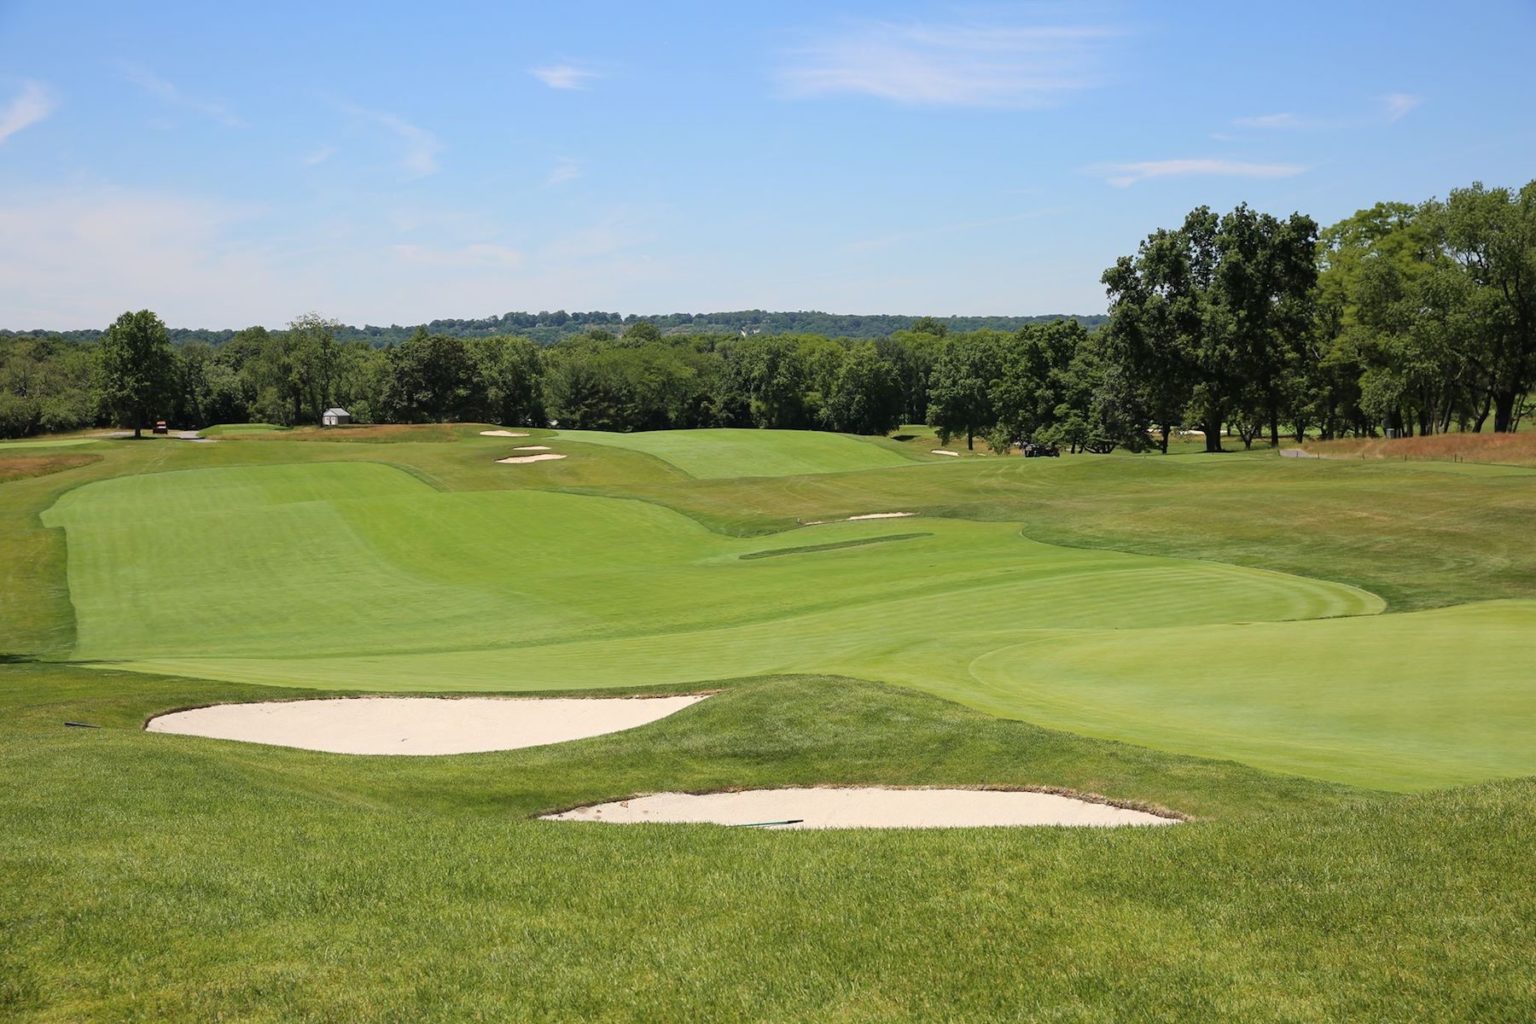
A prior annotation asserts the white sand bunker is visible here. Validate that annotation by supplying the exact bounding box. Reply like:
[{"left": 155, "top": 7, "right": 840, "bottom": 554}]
[
  {"left": 544, "top": 787, "right": 1179, "bottom": 829},
  {"left": 146, "top": 695, "right": 707, "bottom": 755},
  {"left": 480, "top": 429, "right": 529, "bottom": 437},
  {"left": 931, "top": 449, "right": 960, "bottom": 457},
  {"left": 846, "top": 512, "right": 914, "bottom": 520},
  {"left": 497, "top": 453, "right": 566, "bottom": 465},
  {"left": 513, "top": 445, "right": 552, "bottom": 451}
]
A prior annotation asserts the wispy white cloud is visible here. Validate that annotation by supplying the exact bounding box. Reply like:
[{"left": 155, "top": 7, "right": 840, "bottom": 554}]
[
  {"left": 0, "top": 80, "right": 56, "bottom": 144},
  {"left": 302, "top": 145, "right": 336, "bottom": 166},
  {"left": 338, "top": 102, "right": 441, "bottom": 178},
  {"left": 1233, "top": 112, "right": 1302, "bottom": 129},
  {"left": 545, "top": 158, "right": 582, "bottom": 187},
  {"left": 1095, "top": 158, "right": 1308, "bottom": 188},
  {"left": 1233, "top": 94, "right": 1423, "bottom": 131},
  {"left": 1381, "top": 92, "right": 1422, "bottom": 122},
  {"left": 119, "top": 63, "right": 241, "bottom": 126},
  {"left": 530, "top": 64, "right": 599, "bottom": 90},
  {"left": 777, "top": 19, "right": 1117, "bottom": 108}
]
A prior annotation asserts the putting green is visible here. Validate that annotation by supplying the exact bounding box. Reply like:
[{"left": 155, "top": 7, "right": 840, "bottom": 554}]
[
  {"left": 967, "top": 601, "right": 1536, "bottom": 790},
  {"left": 555, "top": 427, "right": 924, "bottom": 478},
  {"left": 45, "top": 462, "right": 1376, "bottom": 663}
]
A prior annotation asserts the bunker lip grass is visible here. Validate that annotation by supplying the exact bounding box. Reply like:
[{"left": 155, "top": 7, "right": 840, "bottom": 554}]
[
  {"left": 144, "top": 693, "right": 708, "bottom": 755},
  {"left": 542, "top": 785, "right": 1184, "bottom": 829}
]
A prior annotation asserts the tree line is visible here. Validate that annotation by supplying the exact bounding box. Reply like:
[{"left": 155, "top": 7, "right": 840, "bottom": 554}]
[
  {"left": 1, "top": 310, "right": 1103, "bottom": 349},
  {"left": 3, "top": 178, "right": 1529, "bottom": 447}
]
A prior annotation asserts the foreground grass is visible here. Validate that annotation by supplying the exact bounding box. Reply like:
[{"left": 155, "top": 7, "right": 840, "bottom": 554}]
[{"left": 4, "top": 665, "right": 1534, "bottom": 1022}]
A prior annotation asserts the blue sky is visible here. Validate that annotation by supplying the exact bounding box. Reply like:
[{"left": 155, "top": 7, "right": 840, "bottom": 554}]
[{"left": 2, "top": 0, "right": 1533, "bottom": 329}]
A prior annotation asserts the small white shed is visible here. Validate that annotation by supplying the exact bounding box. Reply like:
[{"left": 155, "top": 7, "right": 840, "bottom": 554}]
[{"left": 321, "top": 408, "right": 352, "bottom": 426}]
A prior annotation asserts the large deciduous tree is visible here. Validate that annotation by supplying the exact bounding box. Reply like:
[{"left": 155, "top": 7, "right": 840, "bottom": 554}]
[
  {"left": 381, "top": 329, "right": 474, "bottom": 422},
  {"left": 1101, "top": 205, "right": 1319, "bottom": 451},
  {"left": 825, "top": 342, "right": 902, "bottom": 435},
  {"left": 470, "top": 336, "right": 544, "bottom": 427},
  {"left": 1424, "top": 181, "right": 1536, "bottom": 432},
  {"left": 97, "top": 309, "right": 175, "bottom": 438},
  {"left": 927, "top": 332, "right": 1004, "bottom": 449}
]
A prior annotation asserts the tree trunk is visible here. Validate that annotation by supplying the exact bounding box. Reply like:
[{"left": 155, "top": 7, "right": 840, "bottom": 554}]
[
  {"left": 1473, "top": 392, "right": 1492, "bottom": 432},
  {"left": 1203, "top": 415, "right": 1223, "bottom": 452},
  {"left": 1158, "top": 423, "right": 1171, "bottom": 454},
  {"left": 966, "top": 429, "right": 974, "bottom": 451},
  {"left": 1493, "top": 390, "right": 1518, "bottom": 433}
]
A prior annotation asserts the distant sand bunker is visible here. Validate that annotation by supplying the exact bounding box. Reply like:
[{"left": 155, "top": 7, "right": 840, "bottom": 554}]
[
  {"left": 514, "top": 445, "right": 552, "bottom": 451},
  {"left": 931, "top": 449, "right": 960, "bottom": 457},
  {"left": 498, "top": 453, "right": 566, "bottom": 465},
  {"left": 146, "top": 695, "right": 707, "bottom": 755},
  {"left": 480, "top": 430, "right": 529, "bottom": 437},
  {"left": 544, "top": 787, "right": 1179, "bottom": 829},
  {"left": 846, "top": 512, "right": 914, "bottom": 520}
]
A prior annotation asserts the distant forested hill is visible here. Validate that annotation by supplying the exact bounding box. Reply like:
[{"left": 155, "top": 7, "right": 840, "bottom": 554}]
[{"left": 2, "top": 310, "right": 1105, "bottom": 346}]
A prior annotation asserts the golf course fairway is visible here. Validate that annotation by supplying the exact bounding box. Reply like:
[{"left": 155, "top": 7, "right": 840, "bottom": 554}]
[
  {"left": 37, "top": 449, "right": 1536, "bottom": 789},
  {"left": 6, "top": 423, "right": 1536, "bottom": 1021}
]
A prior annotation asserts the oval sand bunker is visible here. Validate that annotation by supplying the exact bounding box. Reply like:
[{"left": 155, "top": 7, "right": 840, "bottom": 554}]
[
  {"left": 146, "top": 695, "right": 707, "bottom": 755},
  {"left": 497, "top": 453, "right": 566, "bottom": 465},
  {"left": 544, "top": 787, "right": 1179, "bottom": 829}
]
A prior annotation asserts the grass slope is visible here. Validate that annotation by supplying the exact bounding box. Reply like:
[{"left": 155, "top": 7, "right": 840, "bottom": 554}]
[{"left": 556, "top": 427, "right": 927, "bottom": 477}]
